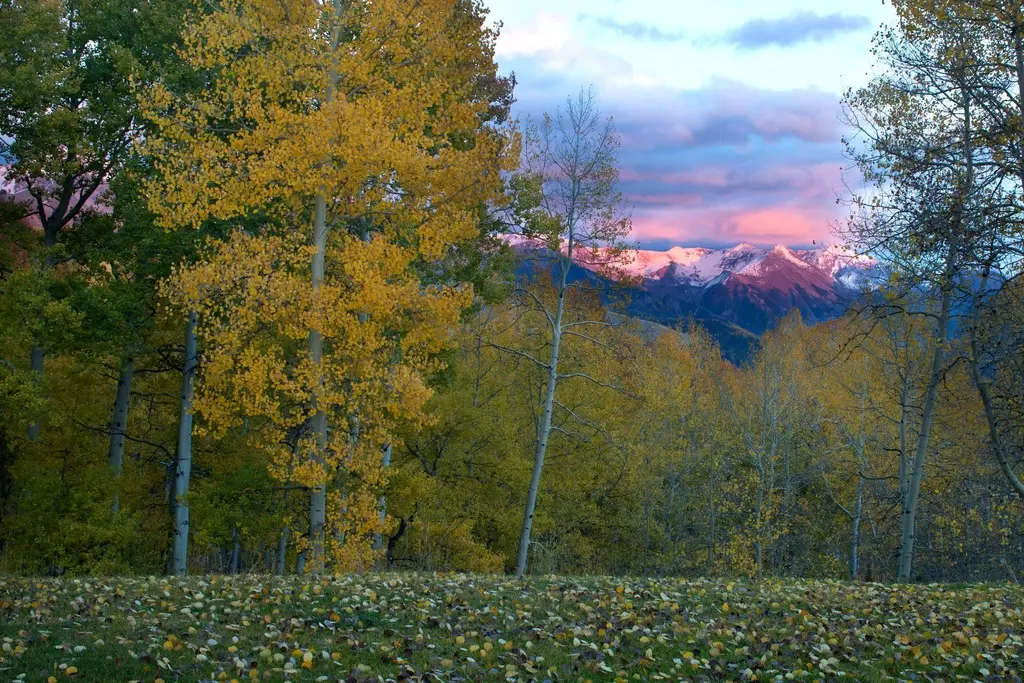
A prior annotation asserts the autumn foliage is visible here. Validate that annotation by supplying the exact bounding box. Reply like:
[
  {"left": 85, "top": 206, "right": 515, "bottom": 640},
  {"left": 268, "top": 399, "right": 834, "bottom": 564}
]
[{"left": 0, "top": 0, "right": 1020, "bottom": 594}]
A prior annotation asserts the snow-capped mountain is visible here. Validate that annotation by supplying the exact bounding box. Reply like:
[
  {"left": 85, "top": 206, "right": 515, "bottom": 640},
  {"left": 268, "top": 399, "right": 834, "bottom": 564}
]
[
  {"left": 510, "top": 237, "right": 881, "bottom": 361},
  {"left": 616, "top": 243, "right": 877, "bottom": 293}
]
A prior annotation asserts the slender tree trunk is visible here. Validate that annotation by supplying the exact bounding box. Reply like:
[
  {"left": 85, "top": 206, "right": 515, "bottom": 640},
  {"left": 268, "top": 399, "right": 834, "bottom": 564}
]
[
  {"left": 276, "top": 524, "right": 289, "bottom": 576},
  {"left": 26, "top": 225, "right": 63, "bottom": 441},
  {"left": 780, "top": 442, "right": 792, "bottom": 570},
  {"left": 898, "top": 82, "right": 972, "bottom": 582},
  {"left": 108, "top": 357, "right": 135, "bottom": 514},
  {"left": 754, "top": 461, "right": 765, "bottom": 579},
  {"left": 230, "top": 527, "right": 241, "bottom": 574},
  {"left": 171, "top": 311, "right": 198, "bottom": 576},
  {"left": 373, "top": 443, "right": 393, "bottom": 552},
  {"left": 850, "top": 474, "right": 863, "bottom": 580},
  {"left": 971, "top": 362, "right": 1024, "bottom": 499},
  {"left": 1013, "top": 22, "right": 1024, "bottom": 190},
  {"left": 706, "top": 460, "right": 716, "bottom": 574},
  {"left": 515, "top": 293, "right": 565, "bottom": 578},
  {"left": 308, "top": 191, "right": 330, "bottom": 573},
  {"left": 306, "top": 0, "right": 343, "bottom": 575},
  {"left": 641, "top": 496, "right": 651, "bottom": 575},
  {"left": 897, "top": 272, "right": 954, "bottom": 582},
  {"left": 898, "top": 375, "right": 910, "bottom": 498}
]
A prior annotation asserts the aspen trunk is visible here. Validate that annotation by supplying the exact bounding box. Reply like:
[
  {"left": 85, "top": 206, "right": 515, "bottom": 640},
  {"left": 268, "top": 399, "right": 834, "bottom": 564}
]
[
  {"left": 754, "top": 475, "right": 764, "bottom": 579},
  {"left": 373, "top": 443, "right": 392, "bottom": 552},
  {"left": 306, "top": 0, "right": 343, "bottom": 575},
  {"left": 850, "top": 474, "right": 863, "bottom": 580},
  {"left": 1014, "top": 22, "right": 1024, "bottom": 191},
  {"left": 897, "top": 277, "right": 953, "bottom": 582},
  {"left": 26, "top": 228, "right": 61, "bottom": 441},
  {"left": 971, "top": 353, "right": 1024, "bottom": 499},
  {"left": 108, "top": 357, "right": 135, "bottom": 514},
  {"left": 706, "top": 461, "right": 717, "bottom": 574},
  {"left": 307, "top": 193, "right": 329, "bottom": 574},
  {"left": 230, "top": 527, "right": 241, "bottom": 574},
  {"left": 276, "top": 524, "right": 289, "bottom": 576},
  {"left": 515, "top": 296, "right": 565, "bottom": 578},
  {"left": 171, "top": 311, "right": 198, "bottom": 576},
  {"left": 898, "top": 84, "right": 970, "bottom": 582}
]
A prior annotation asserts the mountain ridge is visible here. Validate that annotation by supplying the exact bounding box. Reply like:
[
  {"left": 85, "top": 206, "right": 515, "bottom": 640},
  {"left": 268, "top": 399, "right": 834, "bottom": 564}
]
[{"left": 509, "top": 237, "right": 883, "bottom": 362}]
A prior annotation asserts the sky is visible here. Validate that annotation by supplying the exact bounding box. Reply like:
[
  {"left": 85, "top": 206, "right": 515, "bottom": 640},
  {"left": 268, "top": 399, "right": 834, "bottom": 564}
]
[{"left": 486, "top": 0, "right": 897, "bottom": 249}]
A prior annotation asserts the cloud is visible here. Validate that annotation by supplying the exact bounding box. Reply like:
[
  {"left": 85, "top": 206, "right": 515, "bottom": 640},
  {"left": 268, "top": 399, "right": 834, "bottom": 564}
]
[
  {"left": 724, "top": 12, "right": 871, "bottom": 50},
  {"left": 612, "top": 80, "right": 842, "bottom": 152},
  {"left": 495, "top": 12, "right": 856, "bottom": 247},
  {"left": 621, "top": 158, "right": 844, "bottom": 244},
  {"left": 578, "top": 15, "right": 685, "bottom": 43},
  {"left": 506, "top": 74, "right": 849, "bottom": 245},
  {"left": 602, "top": 82, "right": 848, "bottom": 245},
  {"left": 497, "top": 12, "right": 637, "bottom": 83}
]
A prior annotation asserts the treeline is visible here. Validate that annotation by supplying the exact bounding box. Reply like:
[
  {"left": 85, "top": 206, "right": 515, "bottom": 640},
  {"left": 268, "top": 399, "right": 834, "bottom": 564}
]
[{"left": 0, "top": 0, "right": 1022, "bottom": 582}]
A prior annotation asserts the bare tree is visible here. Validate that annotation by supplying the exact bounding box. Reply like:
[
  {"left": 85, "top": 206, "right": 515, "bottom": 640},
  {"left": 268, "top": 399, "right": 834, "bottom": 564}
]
[{"left": 496, "top": 87, "right": 631, "bottom": 577}]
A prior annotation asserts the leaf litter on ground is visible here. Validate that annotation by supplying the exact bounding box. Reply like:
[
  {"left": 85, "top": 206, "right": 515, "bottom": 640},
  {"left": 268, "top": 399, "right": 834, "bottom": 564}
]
[{"left": 0, "top": 574, "right": 1021, "bottom": 682}]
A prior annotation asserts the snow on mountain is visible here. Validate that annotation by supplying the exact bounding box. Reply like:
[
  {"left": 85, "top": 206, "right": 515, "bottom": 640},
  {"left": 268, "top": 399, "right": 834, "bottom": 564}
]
[
  {"left": 504, "top": 236, "right": 882, "bottom": 361},
  {"left": 605, "top": 242, "right": 876, "bottom": 292},
  {"left": 506, "top": 235, "right": 878, "bottom": 294},
  {"left": 796, "top": 243, "right": 876, "bottom": 277},
  {"left": 620, "top": 246, "right": 711, "bottom": 279}
]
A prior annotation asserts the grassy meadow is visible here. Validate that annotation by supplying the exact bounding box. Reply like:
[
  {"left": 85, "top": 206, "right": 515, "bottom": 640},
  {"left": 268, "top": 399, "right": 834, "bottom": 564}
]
[{"left": 1, "top": 574, "right": 1022, "bottom": 682}]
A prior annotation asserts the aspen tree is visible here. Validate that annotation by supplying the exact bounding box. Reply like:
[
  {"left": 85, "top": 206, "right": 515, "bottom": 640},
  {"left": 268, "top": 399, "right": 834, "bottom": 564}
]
[{"left": 146, "top": 0, "right": 513, "bottom": 571}]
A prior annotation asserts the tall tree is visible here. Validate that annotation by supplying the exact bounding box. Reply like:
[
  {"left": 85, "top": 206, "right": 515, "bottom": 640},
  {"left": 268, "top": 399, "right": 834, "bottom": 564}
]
[
  {"left": 0, "top": 0, "right": 187, "bottom": 438},
  {"left": 145, "top": 0, "right": 514, "bottom": 573},
  {"left": 842, "top": 2, "right": 988, "bottom": 581},
  {"left": 498, "top": 87, "right": 632, "bottom": 577}
]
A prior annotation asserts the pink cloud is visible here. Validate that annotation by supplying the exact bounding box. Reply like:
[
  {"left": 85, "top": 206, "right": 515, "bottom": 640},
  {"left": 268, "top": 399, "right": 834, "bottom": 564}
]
[
  {"left": 626, "top": 193, "right": 704, "bottom": 207},
  {"left": 620, "top": 160, "right": 844, "bottom": 246},
  {"left": 629, "top": 203, "right": 836, "bottom": 246}
]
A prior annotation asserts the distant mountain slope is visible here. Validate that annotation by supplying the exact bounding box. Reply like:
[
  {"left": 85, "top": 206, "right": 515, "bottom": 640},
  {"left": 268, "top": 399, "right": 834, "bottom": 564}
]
[{"left": 510, "top": 239, "right": 882, "bottom": 363}]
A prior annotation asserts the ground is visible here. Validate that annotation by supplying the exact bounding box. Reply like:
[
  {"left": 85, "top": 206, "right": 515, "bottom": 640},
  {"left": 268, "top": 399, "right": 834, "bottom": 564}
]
[{"left": 1, "top": 574, "right": 1022, "bottom": 682}]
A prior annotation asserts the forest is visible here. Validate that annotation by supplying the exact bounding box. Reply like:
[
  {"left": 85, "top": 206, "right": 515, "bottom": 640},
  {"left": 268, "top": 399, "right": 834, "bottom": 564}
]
[{"left": 0, "top": 0, "right": 1022, "bottom": 592}]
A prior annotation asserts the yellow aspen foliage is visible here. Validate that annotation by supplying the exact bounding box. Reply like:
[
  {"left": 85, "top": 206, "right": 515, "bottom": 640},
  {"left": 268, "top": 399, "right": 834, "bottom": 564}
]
[{"left": 145, "top": 0, "right": 515, "bottom": 571}]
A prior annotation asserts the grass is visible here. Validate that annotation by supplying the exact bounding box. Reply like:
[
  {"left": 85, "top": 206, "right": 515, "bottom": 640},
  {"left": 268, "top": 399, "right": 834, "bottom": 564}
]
[{"left": 1, "top": 573, "right": 1022, "bottom": 682}]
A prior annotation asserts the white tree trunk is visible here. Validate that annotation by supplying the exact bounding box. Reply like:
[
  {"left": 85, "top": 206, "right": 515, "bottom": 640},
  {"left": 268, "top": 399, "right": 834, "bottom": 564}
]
[
  {"left": 171, "top": 311, "right": 198, "bottom": 576},
  {"left": 515, "top": 296, "right": 564, "bottom": 577},
  {"left": 308, "top": 192, "right": 329, "bottom": 574},
  {"left": 373, "top": 443, "right": 392, "bottom": 552},
  {"left": 754, "top": 459, "right": 765, "bottom": 578},
  {"left": 276, "top": 524, "right": 289, "bottom": 576},
  {"left": 108, "top": 357, "right": 135, "bottom": 515},
  {"left": 897, "top": 283, "right": 952, "bottom": 582},
  {"left": 898, "top": 85, "right": 971, "bottom": 582},
  {"left": 850, "top": 474, "right": 863, "bottom": 580},
  {"left": 306, "top": 0, "right": 343, "bottom": 575}
]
